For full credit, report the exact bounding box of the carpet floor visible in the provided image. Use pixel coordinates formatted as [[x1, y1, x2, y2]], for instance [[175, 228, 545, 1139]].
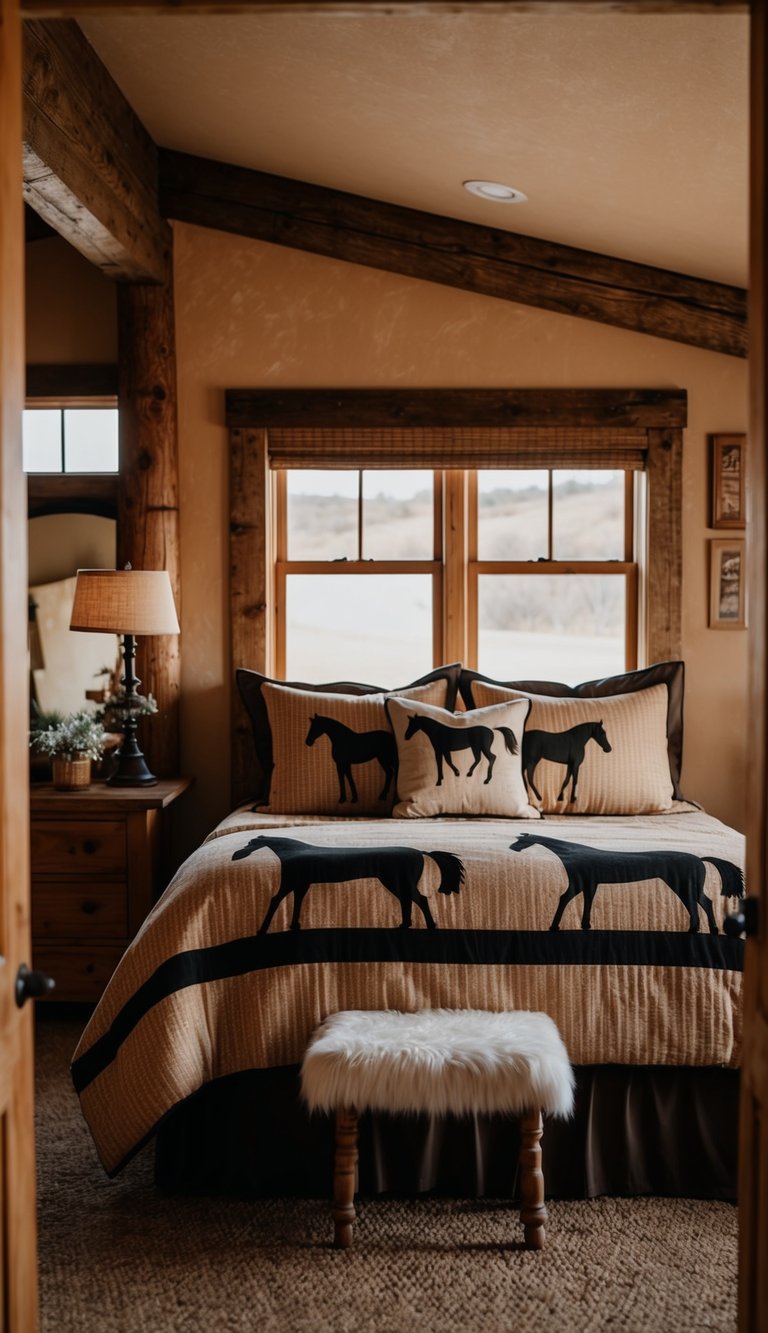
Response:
[[36, 1013, 738, 1333]]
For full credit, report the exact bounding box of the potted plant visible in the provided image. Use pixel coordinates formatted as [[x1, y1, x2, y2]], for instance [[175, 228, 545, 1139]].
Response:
[[30, 710, 108, 790]]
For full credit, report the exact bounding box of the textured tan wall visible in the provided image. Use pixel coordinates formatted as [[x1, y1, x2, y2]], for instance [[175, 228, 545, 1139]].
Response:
[[24, 229, 749, 845]]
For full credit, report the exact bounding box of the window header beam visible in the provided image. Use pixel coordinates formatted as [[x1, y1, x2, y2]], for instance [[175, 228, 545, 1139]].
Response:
[[226, 388, 687, 431]]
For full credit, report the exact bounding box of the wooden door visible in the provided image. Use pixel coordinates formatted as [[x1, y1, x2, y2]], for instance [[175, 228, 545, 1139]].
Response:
[[0, 0, 39, 1327], [740, 4, 768, 1329]]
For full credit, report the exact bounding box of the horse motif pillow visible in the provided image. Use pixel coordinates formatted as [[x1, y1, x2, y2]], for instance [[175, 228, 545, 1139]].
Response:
[[261, 679, 450, 815], [386, 696, 540, 819], [471, 682, 675, 815], [238, 663, 462, 805], [460, 660, 686, 800]]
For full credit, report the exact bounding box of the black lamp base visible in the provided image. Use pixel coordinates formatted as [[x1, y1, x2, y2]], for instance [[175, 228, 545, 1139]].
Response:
[[107, 631, 158, 786], [107, 744, 157, 787]]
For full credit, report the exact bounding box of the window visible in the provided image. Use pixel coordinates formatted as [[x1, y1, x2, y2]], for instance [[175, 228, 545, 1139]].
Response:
[[275, 466, 636, 685], [23, 407, 119, 474], [470, 468, 635, 681], [277, 469, 440, 682], [227, 389, 684, 807]]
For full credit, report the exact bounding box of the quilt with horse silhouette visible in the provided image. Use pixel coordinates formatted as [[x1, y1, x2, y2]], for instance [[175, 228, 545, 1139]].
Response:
[[72, 805, 745, 1177]]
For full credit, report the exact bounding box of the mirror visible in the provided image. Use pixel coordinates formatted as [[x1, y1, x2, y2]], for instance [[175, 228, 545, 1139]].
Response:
[[28, 513, 120, 717]]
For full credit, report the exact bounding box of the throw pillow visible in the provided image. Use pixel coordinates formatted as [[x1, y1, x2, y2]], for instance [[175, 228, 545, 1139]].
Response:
[[469, 681, 675, 815], [237, 663, 462, 803], [460, 661, 685, 799], [261, 678, 452, 815], [386, 695, 540, 819]]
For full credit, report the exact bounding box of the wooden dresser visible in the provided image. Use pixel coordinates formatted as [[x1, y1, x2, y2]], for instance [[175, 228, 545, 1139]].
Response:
[[30, 777, 192, 1003]]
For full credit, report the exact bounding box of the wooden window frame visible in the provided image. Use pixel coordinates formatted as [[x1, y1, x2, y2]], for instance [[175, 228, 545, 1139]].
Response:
[[227, 389, 685, 807]]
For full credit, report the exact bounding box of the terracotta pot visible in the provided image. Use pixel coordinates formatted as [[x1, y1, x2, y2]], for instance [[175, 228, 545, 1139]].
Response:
[[51, 757, 92, 791]]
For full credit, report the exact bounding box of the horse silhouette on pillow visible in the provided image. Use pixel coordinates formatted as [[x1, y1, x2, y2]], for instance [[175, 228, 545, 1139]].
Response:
[[404, 713, 518, 785], [522, 720, 611, 804], [305, 714, 397, 804], [510, 832, 744, 933], [232, 834, 465, 933]]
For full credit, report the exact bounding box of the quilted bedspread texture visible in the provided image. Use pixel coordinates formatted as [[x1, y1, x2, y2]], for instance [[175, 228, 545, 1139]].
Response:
[[71, 807, 745, 1175]]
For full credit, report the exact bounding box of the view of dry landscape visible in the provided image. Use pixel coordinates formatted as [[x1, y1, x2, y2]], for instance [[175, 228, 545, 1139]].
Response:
[[284, 470, 628, 684]]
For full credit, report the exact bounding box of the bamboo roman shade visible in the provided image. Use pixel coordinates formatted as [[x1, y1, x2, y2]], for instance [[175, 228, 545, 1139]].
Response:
[[265, 427, 648, 470]]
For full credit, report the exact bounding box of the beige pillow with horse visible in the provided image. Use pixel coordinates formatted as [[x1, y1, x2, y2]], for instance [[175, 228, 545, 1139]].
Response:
[[261, 678, 449, 815], [471, 682, 675, 815], [386, 695, 540, 819]]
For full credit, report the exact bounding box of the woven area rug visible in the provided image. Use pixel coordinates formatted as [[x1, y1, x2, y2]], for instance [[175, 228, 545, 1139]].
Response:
[[35, 1013, 738, 1333]]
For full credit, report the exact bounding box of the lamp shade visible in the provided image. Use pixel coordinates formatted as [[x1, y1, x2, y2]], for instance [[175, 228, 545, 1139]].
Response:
[[70, 569, 180, 636]]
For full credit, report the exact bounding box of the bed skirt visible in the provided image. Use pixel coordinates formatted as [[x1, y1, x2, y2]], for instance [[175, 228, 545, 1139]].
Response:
[[153, 1064, 739, 1201]]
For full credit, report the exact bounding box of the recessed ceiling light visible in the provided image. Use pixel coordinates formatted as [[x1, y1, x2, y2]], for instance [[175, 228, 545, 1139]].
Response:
[[463, 180, 528, 205]]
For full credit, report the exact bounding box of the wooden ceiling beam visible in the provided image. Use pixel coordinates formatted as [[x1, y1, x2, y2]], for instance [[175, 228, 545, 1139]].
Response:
[[22, 20, 171, 282], [18, 3, 751, 17], [160, 148, 747, 358]]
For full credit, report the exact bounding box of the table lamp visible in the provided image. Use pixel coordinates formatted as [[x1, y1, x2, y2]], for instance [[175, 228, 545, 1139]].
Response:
[[70, 566, 179, 786]]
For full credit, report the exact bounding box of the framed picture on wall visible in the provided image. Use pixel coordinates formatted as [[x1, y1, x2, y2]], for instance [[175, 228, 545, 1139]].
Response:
[[711, 433, 746, 529], [709, 538, 746, 630]]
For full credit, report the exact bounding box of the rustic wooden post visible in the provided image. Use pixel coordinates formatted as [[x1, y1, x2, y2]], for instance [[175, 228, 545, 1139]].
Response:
[[646, 428, 683, 663], [518, 1108, 547, 1250], [230, 425, 272, 808], [117, 253, 180, 778]]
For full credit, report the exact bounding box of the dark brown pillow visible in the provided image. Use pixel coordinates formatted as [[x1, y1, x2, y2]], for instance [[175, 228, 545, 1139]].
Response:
[[459, 661, 686, 800], [237, 663, 462, 804]]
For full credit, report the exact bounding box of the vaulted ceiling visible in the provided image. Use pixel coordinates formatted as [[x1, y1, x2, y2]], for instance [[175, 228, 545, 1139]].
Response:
[[79, 9, 749, 286], [22, 8, 750, 355]]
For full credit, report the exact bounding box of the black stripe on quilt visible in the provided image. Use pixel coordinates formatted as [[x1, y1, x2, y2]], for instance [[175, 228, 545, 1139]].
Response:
[[71, 928, 743, 1095]]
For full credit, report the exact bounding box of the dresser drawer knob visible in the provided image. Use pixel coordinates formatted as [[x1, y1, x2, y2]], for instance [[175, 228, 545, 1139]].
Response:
[[82, 840, 98, 855], [82, 900, 98, 916]]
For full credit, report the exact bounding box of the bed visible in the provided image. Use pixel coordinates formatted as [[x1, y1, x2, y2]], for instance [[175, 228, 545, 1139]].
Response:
[[71, 660, 745, 1200]]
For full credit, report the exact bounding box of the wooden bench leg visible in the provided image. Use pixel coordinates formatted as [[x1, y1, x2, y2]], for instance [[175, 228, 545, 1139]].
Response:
[[333, 1106, 358, 1249], [518, 1107, 547, 1250]]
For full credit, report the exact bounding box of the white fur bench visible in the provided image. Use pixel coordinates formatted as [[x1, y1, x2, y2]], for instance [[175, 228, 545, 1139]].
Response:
[[300, 1008, 574, 1250]]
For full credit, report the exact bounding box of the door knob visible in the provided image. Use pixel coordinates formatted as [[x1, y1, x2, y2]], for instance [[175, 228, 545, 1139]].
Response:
[[15, 963, 55, 1007], [724, 896, 759, 939]]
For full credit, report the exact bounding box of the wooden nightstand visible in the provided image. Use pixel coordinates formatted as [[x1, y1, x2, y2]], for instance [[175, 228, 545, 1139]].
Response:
[[30, 777, 192, 1003]]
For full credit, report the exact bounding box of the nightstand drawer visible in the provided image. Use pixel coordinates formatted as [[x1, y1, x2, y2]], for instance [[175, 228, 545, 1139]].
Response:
[[32, 944, 126, 1003], [32, 883, 128, 939], [31, 820, 127, 876], [29, 779, 192, 1003]]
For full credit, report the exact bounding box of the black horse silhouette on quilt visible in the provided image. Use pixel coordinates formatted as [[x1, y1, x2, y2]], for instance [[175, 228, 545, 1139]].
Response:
[[509, 832, 744, 933], [404, 713, 519, 786], [522, 720, 611, 804], [232, 834, 465, 933], [305, 714, 397, 804]]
